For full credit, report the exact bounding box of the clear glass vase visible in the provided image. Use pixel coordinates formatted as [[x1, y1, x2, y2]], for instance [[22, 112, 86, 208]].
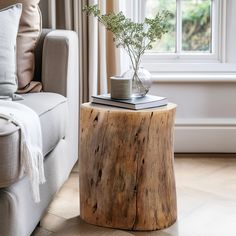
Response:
[[123, 67, 152, 98]]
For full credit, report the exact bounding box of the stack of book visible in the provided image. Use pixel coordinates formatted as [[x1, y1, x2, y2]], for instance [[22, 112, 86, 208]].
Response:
[[91, 94, 168, 110]]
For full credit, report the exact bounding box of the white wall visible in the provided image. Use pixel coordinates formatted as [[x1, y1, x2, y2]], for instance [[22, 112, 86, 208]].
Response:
[[151, 82, 236, 153], [151, 0, 236, 153]]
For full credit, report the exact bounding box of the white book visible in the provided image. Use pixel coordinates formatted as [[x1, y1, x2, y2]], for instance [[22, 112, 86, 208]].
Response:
[[91, 94, 168, 110]]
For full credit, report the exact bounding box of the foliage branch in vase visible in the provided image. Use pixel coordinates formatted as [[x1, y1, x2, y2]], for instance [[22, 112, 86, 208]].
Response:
[[83, 4, 171, 97]]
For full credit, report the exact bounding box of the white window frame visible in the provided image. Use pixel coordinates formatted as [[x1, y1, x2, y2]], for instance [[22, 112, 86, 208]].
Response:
[[128, 0, 231, 75]]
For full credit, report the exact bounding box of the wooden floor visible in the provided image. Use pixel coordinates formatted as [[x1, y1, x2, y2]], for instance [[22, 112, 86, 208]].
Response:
[[32, 154, 236, 236]]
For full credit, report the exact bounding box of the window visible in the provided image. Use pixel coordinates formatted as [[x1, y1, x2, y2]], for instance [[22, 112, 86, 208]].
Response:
[[142, 0, 213, 54], [129, 0, 228, 74]]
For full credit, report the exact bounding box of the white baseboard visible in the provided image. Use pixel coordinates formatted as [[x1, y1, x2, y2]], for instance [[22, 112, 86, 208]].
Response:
[[174, 119, 236, 153]]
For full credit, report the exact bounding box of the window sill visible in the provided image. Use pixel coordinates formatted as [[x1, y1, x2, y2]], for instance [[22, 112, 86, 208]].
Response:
[[151, 73, 236, 83], [143, 62, 236, 73], [175, 118, 236, 127]]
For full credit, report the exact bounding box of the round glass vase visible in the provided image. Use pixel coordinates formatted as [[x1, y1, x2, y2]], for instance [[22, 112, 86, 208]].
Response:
[[123, 67, 152, 98]]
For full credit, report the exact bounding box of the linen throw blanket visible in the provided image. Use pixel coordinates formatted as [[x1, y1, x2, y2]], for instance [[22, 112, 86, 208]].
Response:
[[0, 100, 45, 202]]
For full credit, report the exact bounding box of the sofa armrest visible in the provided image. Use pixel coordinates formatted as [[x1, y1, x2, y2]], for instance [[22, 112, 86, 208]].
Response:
[[42, 30, 79, 162], [42, 30, 78, 97]]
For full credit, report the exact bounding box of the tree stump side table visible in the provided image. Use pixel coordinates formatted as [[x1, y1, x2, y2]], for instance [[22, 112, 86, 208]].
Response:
[[79, 103, 177, 231]]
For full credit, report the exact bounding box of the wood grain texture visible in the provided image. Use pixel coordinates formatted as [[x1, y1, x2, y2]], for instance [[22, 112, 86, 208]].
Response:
[[79, 103, 177, 230]]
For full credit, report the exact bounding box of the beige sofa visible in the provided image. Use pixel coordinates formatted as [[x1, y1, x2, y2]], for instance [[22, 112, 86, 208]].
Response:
[[0, 30, 79, 236]]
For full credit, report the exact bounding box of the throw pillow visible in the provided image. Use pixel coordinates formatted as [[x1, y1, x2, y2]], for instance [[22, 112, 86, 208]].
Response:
[[0, 4, 22, 96], [0, 0, 42, 93]]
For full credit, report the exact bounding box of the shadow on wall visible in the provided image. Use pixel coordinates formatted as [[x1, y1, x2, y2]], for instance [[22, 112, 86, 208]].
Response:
[[39, 0, 49, 28]]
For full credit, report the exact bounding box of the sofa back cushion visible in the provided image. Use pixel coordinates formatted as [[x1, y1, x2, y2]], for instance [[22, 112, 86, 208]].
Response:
[[0, 0, 42, 93], [0, 4, 22, 96]]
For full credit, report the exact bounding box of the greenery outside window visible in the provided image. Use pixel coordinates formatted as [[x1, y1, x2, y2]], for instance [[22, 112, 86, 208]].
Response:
[[129, 0, 228, 74], [143, 0, 213, 54]]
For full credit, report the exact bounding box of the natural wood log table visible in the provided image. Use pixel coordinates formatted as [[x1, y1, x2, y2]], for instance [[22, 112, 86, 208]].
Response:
[[79, 103, 177, 231]]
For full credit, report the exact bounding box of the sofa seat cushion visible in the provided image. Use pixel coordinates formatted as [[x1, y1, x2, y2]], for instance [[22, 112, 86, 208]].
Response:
[[0, 92, 67, 187]]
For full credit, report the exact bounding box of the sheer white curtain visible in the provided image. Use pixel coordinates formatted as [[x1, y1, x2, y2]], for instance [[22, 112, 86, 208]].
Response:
[[46, 0, 121, 102]]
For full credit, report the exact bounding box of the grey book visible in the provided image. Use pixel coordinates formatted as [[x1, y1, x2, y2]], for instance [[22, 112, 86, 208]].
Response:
[[91, 94, 168, 110]]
